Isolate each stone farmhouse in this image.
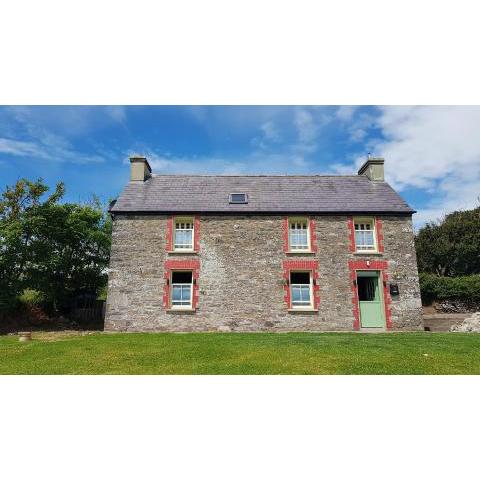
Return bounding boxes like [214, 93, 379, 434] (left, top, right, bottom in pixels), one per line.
[105, 155, 422, 332]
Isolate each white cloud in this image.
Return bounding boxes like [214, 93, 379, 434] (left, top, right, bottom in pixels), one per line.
[335, 105, 358, 121]
[327, 106, 480, 226]
[0, 135, 105, 164]
[105, 106, 127, 124]
[0, 138, 48, 158]
[0, 106, 120, 164]
[0, 132, 107, 164]
[5, 105, 128, 138]
[260, 121, 280, 143]
[349, 128, 367, 142]
[375, 107, 480, 226]
[338, 106, 480, 226]
[291, 107, 332, 157]
[250, 120, 281, 149]
[129, 148, 320, 176]
[413, 178, 480, 226]
[248, 107, 334, 166]
[294, 108, 317, 144]
[329, 162, 357, 175]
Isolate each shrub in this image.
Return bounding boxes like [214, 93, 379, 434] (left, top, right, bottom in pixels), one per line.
[419, 273, 480, 304]
[18, 289, 45, 306]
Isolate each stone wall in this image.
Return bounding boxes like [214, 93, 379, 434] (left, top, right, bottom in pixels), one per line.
[105, 214, 423, 332]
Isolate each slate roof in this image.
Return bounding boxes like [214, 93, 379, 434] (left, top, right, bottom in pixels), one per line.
[110, 174, 414, 214]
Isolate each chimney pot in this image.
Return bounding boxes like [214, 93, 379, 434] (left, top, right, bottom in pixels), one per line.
[130, 155, 152, 182]
[358, 157, 384, 181]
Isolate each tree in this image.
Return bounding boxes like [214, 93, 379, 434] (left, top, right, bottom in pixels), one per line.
[415, 205, 480, 276]
[0, 179, 65, 306]
[0, 178, 111, 312]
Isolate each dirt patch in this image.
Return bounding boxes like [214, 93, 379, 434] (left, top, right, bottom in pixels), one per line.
[8, 330, 101, 342]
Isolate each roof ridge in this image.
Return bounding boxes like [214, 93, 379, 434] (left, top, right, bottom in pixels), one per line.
[150, 174, 364, 178]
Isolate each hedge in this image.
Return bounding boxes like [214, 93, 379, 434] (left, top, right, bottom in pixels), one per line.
[419, 273, 480, 304]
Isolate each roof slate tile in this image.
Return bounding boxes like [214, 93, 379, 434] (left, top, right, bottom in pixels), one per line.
[111, 174, 414, 214]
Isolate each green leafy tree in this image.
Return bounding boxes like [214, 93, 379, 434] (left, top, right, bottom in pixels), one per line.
[415, 204, 480, 276]
[0, 179, 65, 307]
[0, 178, 111, 312]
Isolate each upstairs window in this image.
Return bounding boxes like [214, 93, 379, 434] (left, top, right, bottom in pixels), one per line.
[290, 271, 313, 308]
[289, 217, 310, 251]
[229, 193, 248, 204]
[174, 217, 194, 250]
[354, 218, 377, 252]
[171, 271, 193, 308]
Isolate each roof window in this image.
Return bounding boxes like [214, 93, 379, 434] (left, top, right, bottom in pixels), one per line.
[229, 193, 248, 204]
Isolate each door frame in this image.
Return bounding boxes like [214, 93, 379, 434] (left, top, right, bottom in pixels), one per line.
[348, 260, 392, 330]
[356, 270, 386, 328]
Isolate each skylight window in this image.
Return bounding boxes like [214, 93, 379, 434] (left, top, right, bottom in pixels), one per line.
[229, 193, 248, 204]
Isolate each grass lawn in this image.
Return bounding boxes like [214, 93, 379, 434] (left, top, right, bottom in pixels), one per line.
[1, 331, 480, 374]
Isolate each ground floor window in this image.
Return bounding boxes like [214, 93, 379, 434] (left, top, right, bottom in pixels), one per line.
[290, 271, 313, 308]
[171, 271, 193, 308]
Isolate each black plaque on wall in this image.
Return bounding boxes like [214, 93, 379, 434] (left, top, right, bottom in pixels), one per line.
[389, 283, 400, 296]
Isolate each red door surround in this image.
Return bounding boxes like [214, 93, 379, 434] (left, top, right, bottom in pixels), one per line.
[348, 259, 392, 330]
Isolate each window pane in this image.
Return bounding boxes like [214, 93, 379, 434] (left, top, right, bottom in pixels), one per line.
[300, 285, 311, 303]
[230, 193, 247, 203]
[171, 284, 192, 306]
[290, 272, 310, 284]
[365, 230, 374, 245]
[172, 285, 182, 301]
[172, 271, 192, 284]
[181, 285, 192, 302]
[292, 286, 301, 302]
[175, 230, 185, 244]
[357, 277, 376, 301]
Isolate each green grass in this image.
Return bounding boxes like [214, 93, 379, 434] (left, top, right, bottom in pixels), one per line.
[1, 332, 479, 374]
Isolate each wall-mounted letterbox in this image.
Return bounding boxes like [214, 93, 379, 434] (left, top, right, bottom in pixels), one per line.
[389, 283, 400, 296]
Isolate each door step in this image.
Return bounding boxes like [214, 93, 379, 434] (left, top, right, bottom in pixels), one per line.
[359, 327, 387, 333]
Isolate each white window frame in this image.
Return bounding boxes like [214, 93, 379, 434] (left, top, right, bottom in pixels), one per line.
[354, 217, 377, 252]
[173, 216, 194, 251]
[170, 270, 193, 309]
[290, 270, 314, 309]
[288, 217, 311, 252]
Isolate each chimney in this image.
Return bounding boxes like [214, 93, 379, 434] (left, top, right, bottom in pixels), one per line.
[358, 157, 384, 181]
[130, 155, 152, 182]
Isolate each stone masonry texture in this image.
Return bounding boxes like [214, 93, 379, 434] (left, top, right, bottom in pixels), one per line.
[104, 214, 423, 332]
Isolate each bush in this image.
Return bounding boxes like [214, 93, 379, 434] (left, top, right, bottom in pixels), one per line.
[18, 289, 45, 306]
[419, 273, 480, 304]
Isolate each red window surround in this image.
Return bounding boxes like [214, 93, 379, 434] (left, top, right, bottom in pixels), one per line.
[282, 217, 318, 252]
[347, 218, 356, 253]
[375, 217, 385, 253]
[347, 216, 384, 253]
[282, 260, 320, 310]
[348, 259, 392, 330]
[166, 216, 200, 253]
[193, 216, 200, 252]
[309, 219, 318, 253]
[163, 259, 200, 310]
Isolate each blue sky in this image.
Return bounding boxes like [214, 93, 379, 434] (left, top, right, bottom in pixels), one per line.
[1, 106, 479, 226]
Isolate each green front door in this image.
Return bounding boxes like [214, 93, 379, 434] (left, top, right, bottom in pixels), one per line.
[357, 271, 385, 328]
